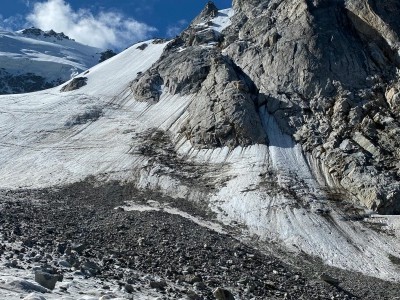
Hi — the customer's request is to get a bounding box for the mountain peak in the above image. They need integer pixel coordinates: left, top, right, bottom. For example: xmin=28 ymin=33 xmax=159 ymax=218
xmin=20 ymin=27 xmax=72 ymax=41
xmin=0 ymin=28 xmax=102 ymax=94
xmin=191 ymin=1 xmax=219 ymax=25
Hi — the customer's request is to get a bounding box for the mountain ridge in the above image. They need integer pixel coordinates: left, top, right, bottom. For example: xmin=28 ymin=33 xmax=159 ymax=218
xmin=0 ymin=27 xmax=106 ymax=94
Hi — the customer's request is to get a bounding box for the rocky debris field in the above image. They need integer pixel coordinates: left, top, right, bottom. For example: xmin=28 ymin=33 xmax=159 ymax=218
xmin=0 ymin=180 xmax=399 ymax=299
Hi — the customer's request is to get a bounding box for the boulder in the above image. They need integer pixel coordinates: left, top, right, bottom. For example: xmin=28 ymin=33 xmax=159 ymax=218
xmin=213 ymin=287 xmax=235 ymax=300
xmin=8 ymin=278 xmax=49 ymax=293
xmin=60 ymin=77 xmax=87 ymax=92
xmin=34 ymin=271 xmax=59 ymax=290
xmin=149 ymin=280 xmax=167 ymax=290
xmin=320 ymin=273 xmax=340 ymax=285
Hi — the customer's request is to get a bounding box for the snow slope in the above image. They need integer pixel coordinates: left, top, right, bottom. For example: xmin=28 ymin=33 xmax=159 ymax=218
xmin=0 ymin=9 xmax=400 ymax=287
xmin=210 ymin=8 xmax=234 ymax=32
xmin=0 ymin=29 xmax=102 ymax=94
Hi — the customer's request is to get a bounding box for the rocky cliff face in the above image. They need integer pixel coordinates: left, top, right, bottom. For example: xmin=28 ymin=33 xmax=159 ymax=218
xmin=134 ymin=0 xmax=400 ymax=214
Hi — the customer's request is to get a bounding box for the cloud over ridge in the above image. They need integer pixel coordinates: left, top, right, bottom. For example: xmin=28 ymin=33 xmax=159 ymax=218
xmin=27 ymin=0 xmax=157 ymax=49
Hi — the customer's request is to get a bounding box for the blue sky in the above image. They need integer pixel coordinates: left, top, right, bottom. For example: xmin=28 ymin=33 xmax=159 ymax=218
xmin=0 ymin=0 xmax=232 ymax=50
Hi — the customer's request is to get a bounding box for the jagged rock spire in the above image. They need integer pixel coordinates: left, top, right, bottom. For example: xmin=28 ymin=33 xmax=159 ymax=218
xmin=191 ymin=1 xmax=219 ymax=25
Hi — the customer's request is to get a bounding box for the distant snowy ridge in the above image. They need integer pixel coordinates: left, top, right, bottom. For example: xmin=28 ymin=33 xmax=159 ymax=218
xmin=0 ymin=28 xmax=104 ymax=94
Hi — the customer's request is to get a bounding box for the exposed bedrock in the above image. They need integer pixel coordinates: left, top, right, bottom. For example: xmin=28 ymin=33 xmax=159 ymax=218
xmin=191 ymin=1 xmax=219 ymax=25
xmin=131 ymin=48 xmax=266 ymax=148
xmin=60 ymin=77 xmax=88 ymax=92
xmin=132 ymin=0 xmax=400 ymax=213
xmin=227 ymin=0 xmax=400 ymax=214
xmin=181 ymin=54 xmax=267 ymax=148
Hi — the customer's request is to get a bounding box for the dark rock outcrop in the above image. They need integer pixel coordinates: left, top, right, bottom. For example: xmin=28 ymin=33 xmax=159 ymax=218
xmin=34 ymin=271 xmax=58 ymax=290
xmin=99 ymin=49 xmax=117 ymax=63
xmin=0 ymin=69 xmax=62 ymax=95
xmin=60 ymin=77 xmax=88 ymax=92
xmin=191 ymin=1 xmax=219 ymax=25
xmin=22 ymin=27 xmax=71 ymax=40
xmin=181 ymin=53 xmax=266 ymax=148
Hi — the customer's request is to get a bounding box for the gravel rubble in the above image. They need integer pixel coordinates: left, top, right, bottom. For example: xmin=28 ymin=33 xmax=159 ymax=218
xmin=0 ymin=180 xmax=399 ymax=299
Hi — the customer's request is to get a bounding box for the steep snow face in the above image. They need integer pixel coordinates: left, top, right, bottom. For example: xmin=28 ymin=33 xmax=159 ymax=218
xmin=0 ymin=11 xmax=400 ymax=285
xmin=210 ymin=8 xmax=234 ymax=32
xmin=0 ymin=29 xmax=101 ymax=94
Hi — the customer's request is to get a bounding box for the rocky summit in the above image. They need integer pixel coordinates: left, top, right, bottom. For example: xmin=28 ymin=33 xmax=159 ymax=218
xmin=1 ymin=1 xmax=400 ymax=299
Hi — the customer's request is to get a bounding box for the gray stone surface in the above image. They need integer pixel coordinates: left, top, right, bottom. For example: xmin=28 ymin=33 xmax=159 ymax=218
xmin=60 ymin=77 xmax=87 ymax=92
xmin=34 ymin=271 xmax=58 ymax=290
xmin=8 ymin=278 xmax=49 ymax=294
xmin=131 ymin=48 xmax=266 ymax=148
xmin=226 ymin=0 xmax=400 ymax=213
xmin=136 ymin=0 xmax=400 ymax=213
xmin=191 ymin=1 xmax=219 ymax=26
xmin=181 ymin=54 xmax=266 ymax=148
xmin=213 ymin=287 xmax=235 ymax=300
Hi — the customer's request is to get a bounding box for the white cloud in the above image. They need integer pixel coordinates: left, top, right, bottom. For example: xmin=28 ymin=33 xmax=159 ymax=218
xmin=0 ymin=14 xmax=27 ymax=31
xmin=166 ymin=19 xmax=188 ymax=38
xmin=26 ymin=0 xmax=157 ymax=49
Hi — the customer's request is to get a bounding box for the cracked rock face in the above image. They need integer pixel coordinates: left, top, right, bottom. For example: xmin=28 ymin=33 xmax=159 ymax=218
xmin=191 ymin=1 xmax=219 ymax=25
xmin=182 ymin=54 xmax=266 ymax=148
xmin=228 ymin=0 xmax=400 ymax=214
xmin=132 ymin=0 xmax=400 ymax=213
xmin=60 ymin=77 xmax=87 ymax=92
xmin=131 ymin=47 xmax=266 ymax=148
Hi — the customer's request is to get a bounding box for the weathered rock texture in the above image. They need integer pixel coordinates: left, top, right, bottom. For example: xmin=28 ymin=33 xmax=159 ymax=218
xmin=191 ymin=1 xmax=219 ymax=25
xmin=60 ymin=77 xmax=87 ymax=92
xmin=182 ymin=53 xmax=266 ymax=148
xmin=0 ymin=69 xmax=62 ymax=95
xmin=133 ymin=0 xmax=400 ymax=214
